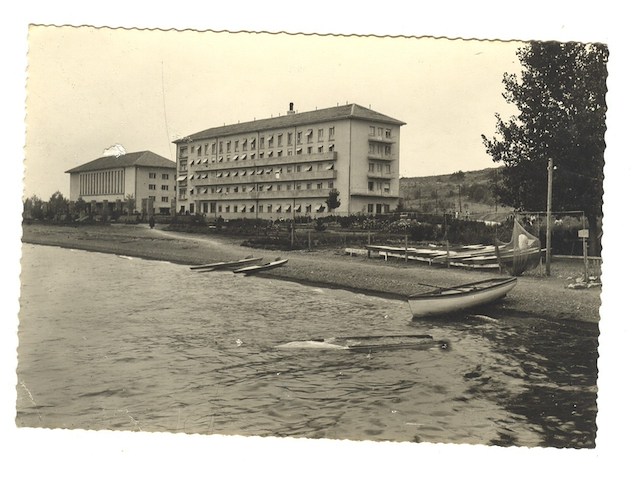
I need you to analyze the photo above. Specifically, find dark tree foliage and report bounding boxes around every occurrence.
[482,42,608,253]
[326,188,341,211]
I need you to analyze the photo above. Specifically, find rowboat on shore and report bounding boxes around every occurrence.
[408,276,517,318]
[190,256,263,271]
[233,258,288,275]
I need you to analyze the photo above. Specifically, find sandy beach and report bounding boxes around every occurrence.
[21,223,601,323]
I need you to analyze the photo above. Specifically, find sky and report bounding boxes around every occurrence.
[24,27,523,200]
[4,2,639,478]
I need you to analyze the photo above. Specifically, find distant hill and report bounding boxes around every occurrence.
[399,167,513,222]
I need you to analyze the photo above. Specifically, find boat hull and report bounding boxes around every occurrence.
[408,277,517,318]
[191,257,263,271]
[233,259,288,275]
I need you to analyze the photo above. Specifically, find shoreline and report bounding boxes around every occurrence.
[21,223,601,324]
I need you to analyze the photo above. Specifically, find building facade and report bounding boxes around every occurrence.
[174,103,405,219]
[66,150,176,215]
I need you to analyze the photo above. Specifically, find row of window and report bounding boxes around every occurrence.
[367,203,392,214]
[148,184,172,190]
[198,203,327,214]
[180,145,335,170]
[368,180,391,193]
[368,143,393,156]
[184,162,335,181]
[369,126,393,138]
[184,180,335,196]
[79,170,124,196]
[368,162,392,174]
[147,196,171,203]
[148,172,172,180]
[180,127,337,158]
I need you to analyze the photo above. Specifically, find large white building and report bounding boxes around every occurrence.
[66,150,176,215]
[174,103,405,219]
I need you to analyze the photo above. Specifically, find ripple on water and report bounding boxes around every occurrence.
[16,244,599,447]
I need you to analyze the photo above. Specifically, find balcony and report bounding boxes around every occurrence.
[367,171,393,180]
[351,188,397,197]
[368,135,396,144]
[193,150,337,171]
[367,153,395,161]
[190,168,337,186]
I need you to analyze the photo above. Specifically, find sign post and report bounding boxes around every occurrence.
[579,225,589,281]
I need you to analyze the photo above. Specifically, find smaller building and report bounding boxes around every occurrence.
[66,150,176,216]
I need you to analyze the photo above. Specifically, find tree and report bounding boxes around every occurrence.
[47,191,69,221]
[23,195,44,221]
[326,189,341,212]
[482,41,608,254]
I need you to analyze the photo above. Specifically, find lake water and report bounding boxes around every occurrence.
[16,244,598,447]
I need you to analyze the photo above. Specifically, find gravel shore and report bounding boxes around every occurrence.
[21,223,601,323]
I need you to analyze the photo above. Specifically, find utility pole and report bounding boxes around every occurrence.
[545,158,554,276]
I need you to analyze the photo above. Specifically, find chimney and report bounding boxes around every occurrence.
[287,102,295,115]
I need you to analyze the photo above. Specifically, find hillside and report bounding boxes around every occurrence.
[399,167,512,222]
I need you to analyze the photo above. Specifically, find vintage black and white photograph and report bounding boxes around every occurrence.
[4,3,635,477]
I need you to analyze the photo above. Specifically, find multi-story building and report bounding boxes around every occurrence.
[66,150,176,215]
[174,103,405,219]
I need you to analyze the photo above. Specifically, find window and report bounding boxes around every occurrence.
[268,136,274,148]
[149,184,156,190]
[297,131,302,144]
[369,163,375,172]
[384,182,390,193]
[377,163,383,172]
[307,146,313,154]
[267,205,272,213]
[161,185,169,191]
[306,129,313,143]
[296,165,302,172]
[368,181,374,191]
[317,183,322,189]
[328,144,334,152]
[318,129,324,141]
[162,173,169,180]
[204,144,209,155]
[225,205,230,212]
[318,145,323,153]
[277,184,282,191]
[286,184,292,190]
[385,164,391,173]
[328,181,334,188]
[369,126,376,136]
[277,134,283,147]
[287,132,293,146]
[161,196,169,203]
[251,138,256,150]
[369,144,376,154]
[259,136,265,148]
[191,146,195,153]
[385,145,392,156]
[306,183,312,190]
[226,141,231,152]
[328,127,335,140]
[233,205,238,212]
[149,172,156,179]
[385,128,392,138]
[149,196,156,201]
[368,204,374,213]
[197,146,202,156]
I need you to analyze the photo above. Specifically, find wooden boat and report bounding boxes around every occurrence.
[407,277,517,318]
[190,256,263,271]
[275,334,447,352]
[233,258,288,275]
